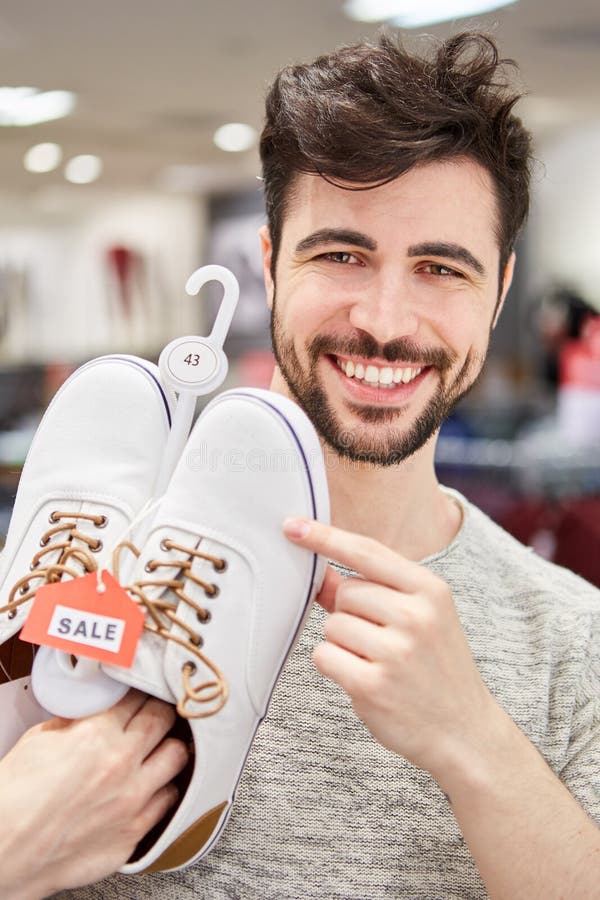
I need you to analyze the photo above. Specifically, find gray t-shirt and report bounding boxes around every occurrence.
[59,490,600,900]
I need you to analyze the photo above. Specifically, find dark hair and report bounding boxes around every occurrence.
[260,32,534,279]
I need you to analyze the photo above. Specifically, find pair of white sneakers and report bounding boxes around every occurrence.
[0,354,329,874]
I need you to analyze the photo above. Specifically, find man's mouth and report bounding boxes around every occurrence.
[330,354,426,390]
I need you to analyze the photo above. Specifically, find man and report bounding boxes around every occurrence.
[61,31,600,899]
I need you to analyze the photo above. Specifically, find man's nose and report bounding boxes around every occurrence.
[348,276,419,345]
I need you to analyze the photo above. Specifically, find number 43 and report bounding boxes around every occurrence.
[184,353,200,366]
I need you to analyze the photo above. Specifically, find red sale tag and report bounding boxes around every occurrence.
[20,571,145,669]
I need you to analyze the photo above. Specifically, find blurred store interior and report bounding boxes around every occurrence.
[0,0,599,583]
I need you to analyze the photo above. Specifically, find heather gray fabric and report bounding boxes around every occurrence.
[58,490,600,900]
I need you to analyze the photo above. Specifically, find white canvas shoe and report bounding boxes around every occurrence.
[103,387,330,873]
[0,354,173,739]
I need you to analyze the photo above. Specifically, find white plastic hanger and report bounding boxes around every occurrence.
[31,265,240,718]
[155,264,239,495]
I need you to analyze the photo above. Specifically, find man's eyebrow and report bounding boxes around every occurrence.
[407,242,486,277]
[295,229,378,255]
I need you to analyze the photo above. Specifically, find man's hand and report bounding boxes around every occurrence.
[0,690,188,900]
[284,516,500,781]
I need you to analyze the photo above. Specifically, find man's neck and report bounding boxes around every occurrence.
[270,372,462,560]
[324,439,461,561]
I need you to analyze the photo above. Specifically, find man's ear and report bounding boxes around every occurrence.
[492,252,516,330]
[259,224,275,311]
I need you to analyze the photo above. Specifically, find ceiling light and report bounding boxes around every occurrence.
[64,154,102,184]
[213,122,257,153]
[343,0,519,27]
[0,87,75,126]
[24,142,63,173]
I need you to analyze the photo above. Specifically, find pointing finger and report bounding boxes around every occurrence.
[284,517,424,593]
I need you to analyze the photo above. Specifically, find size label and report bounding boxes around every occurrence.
[167,340,218,384]
[20,571,144,668]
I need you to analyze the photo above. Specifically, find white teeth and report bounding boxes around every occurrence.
[335,357,423,386]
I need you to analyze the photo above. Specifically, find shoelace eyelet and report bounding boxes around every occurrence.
[19,583,30,595]
[184,660,197,675]
[7,609,16,620]
[144,561,156,573]
[213,558,227,573]
[91,540,103,553]
[48,511,59,524]
[95,515,108,529]
[197,610,212,624]
[205,584,219,598]
[190,634,204,648]
[160,538,172,552]
[39,536,49,548]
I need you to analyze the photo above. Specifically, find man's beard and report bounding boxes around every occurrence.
[271,298,486,467]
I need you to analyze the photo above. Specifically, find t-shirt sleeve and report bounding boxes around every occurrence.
[559,611,600,826]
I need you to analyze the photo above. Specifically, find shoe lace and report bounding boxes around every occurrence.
[0,513,228,722]
[113,539,229,721]
[0,511,106,620]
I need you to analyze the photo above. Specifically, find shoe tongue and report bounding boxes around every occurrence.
[104,627,174,703]
[39,509,101,577]
[102,527,199,705]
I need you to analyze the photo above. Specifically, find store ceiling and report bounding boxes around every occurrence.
[1,0,599,200]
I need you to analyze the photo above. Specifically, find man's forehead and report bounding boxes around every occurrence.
[281,159,500,244]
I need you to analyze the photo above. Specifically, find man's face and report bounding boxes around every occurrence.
[261,158,514,466]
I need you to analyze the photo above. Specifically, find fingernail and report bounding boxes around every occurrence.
[283,517,311,539]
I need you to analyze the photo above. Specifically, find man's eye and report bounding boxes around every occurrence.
[421,263,463,278]
[317,251,360,265]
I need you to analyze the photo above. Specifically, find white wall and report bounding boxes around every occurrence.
[528,123,600,312]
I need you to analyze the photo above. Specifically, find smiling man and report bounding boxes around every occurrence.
[255,32,600,900]
[257,31,599,899]
[69,31,600,900]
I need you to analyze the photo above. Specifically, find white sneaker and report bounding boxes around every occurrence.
[104,387,330,873]
[0,354,173,736]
